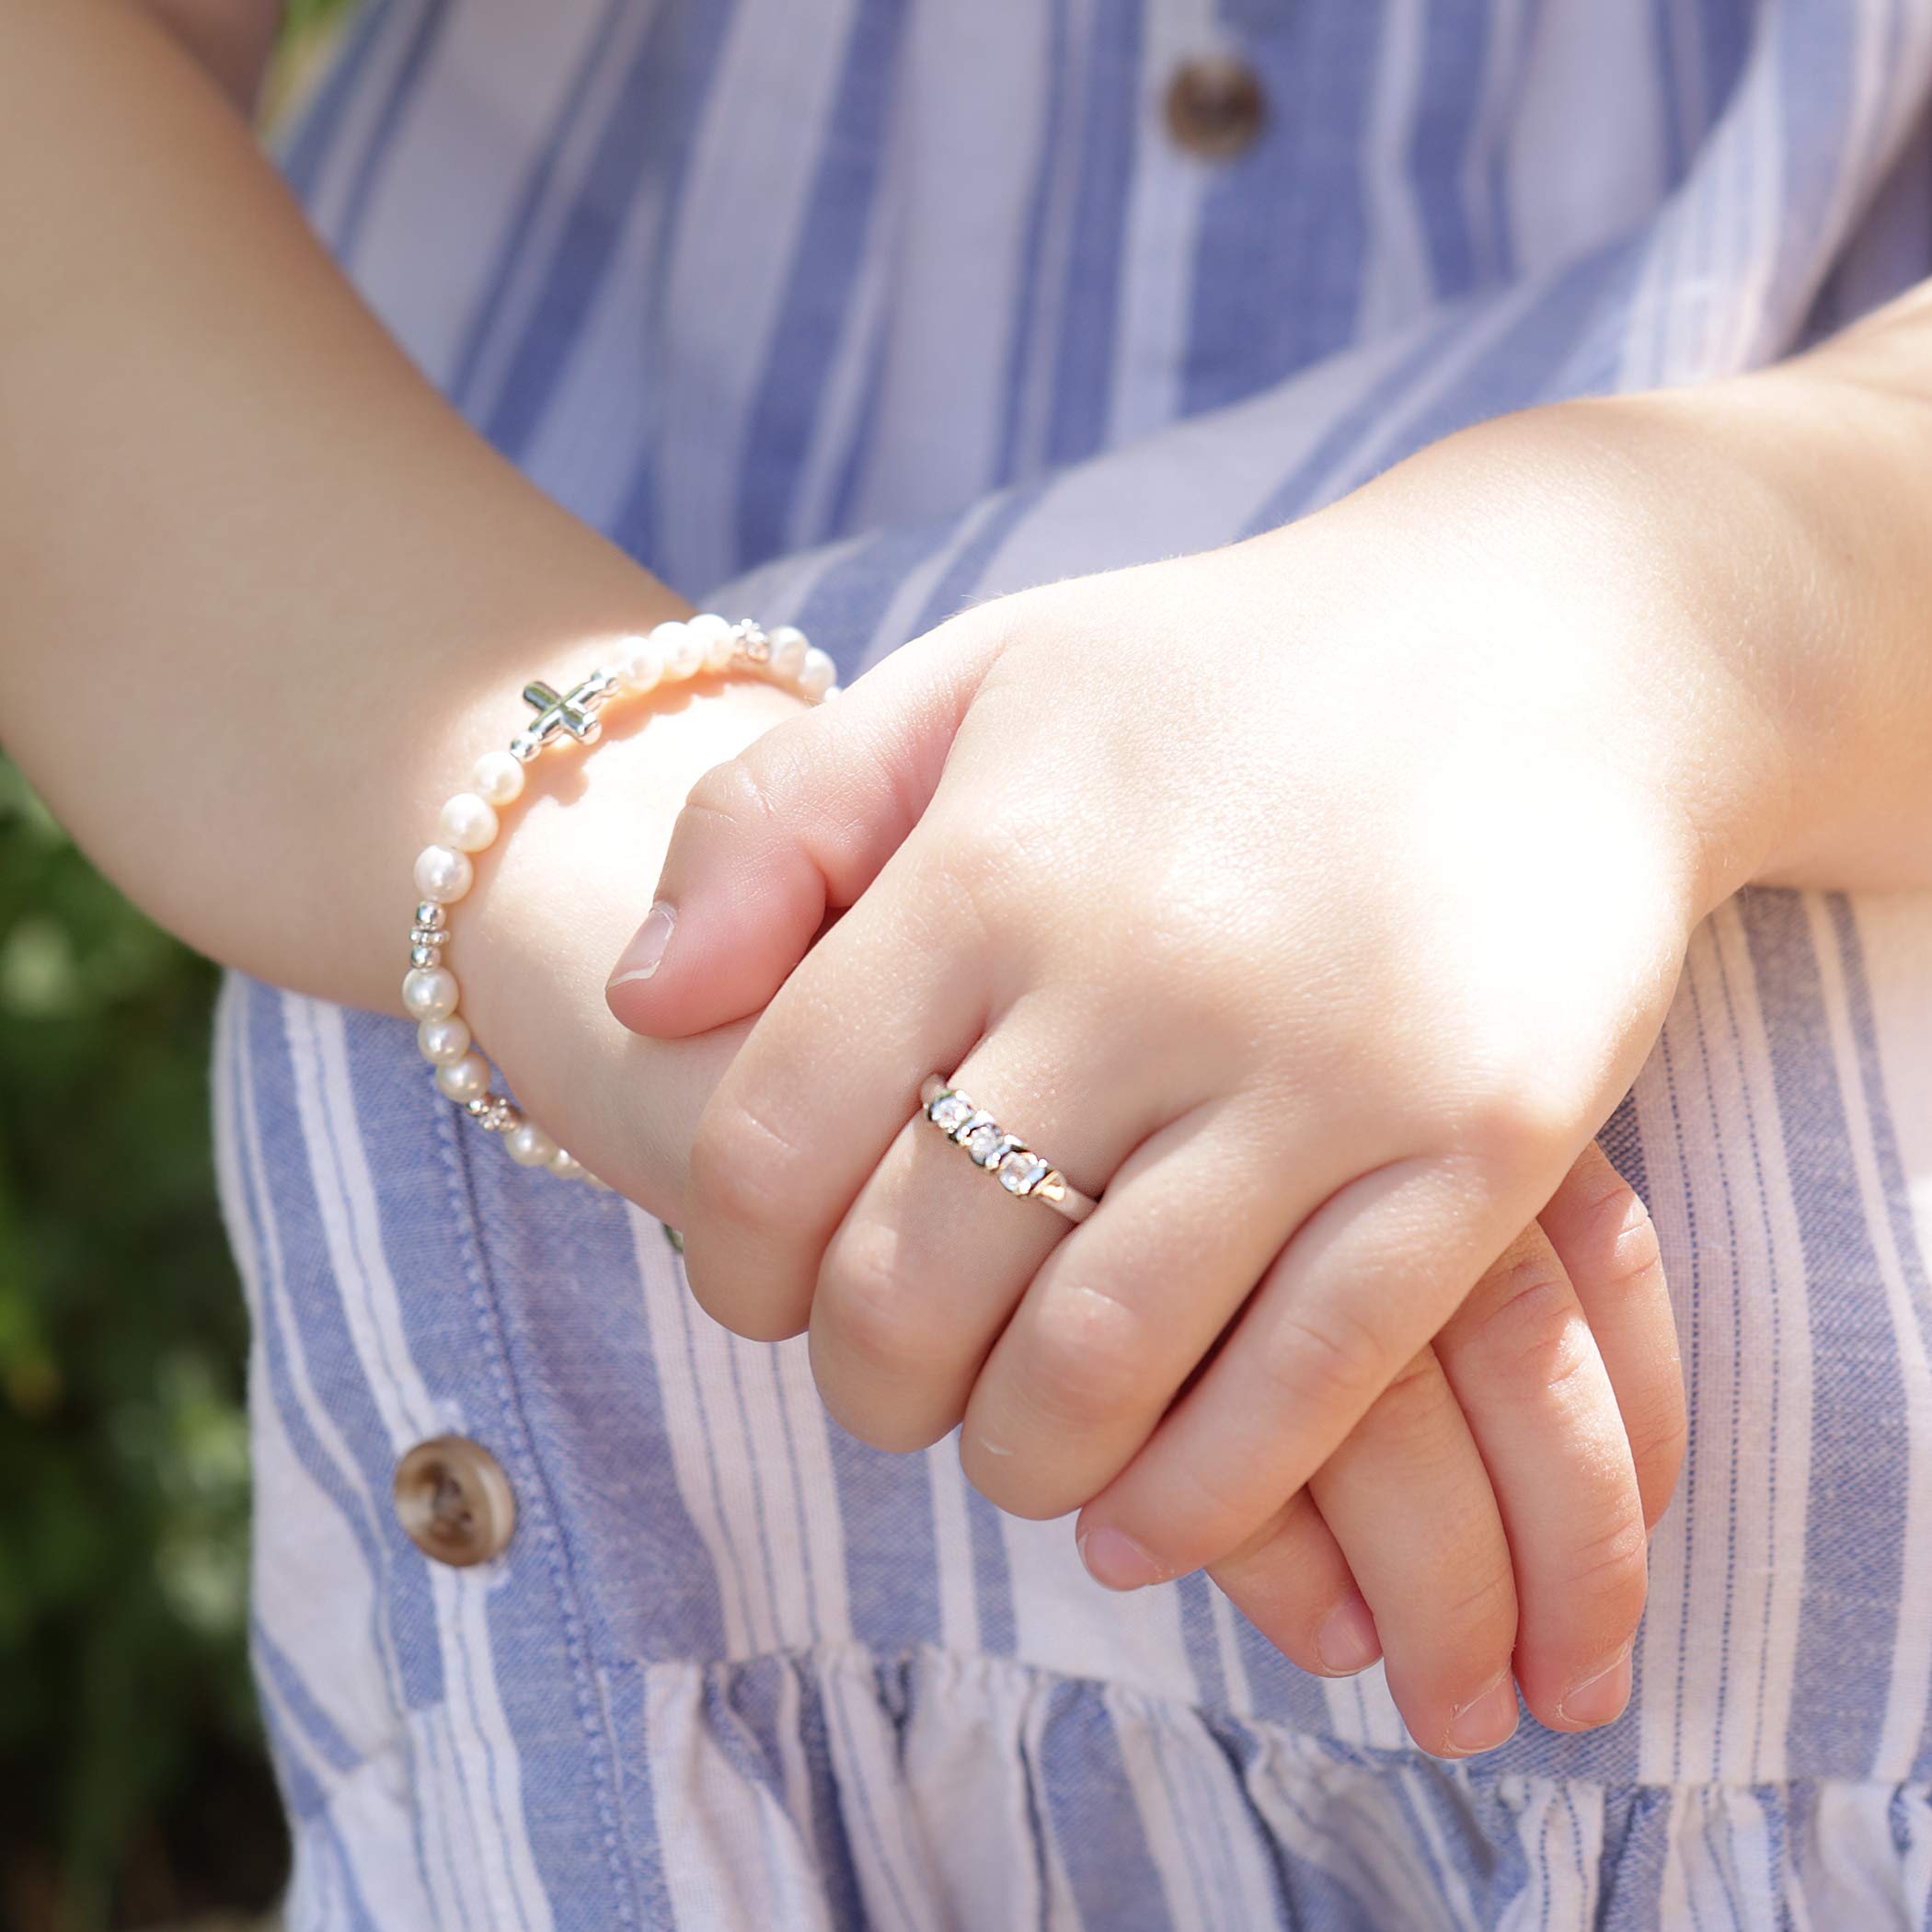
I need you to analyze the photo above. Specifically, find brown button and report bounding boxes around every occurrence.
[1166,54,1267,160]
[394,1435,515,1567]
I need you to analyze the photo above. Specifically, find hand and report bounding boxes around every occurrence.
[607,400,1793,1743]
[1205,1139,1684,1752]
[408,629,1689,1759]
[441,618,1685,1762]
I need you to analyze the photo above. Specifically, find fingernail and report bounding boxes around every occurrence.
[608,902,675,988]
[1077,1526,1168,1592]
[1558,1645,1633,1729]
[1444,1672,1520,1756]
[1315,1593,1381,1675]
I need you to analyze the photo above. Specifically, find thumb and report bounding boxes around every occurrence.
[605,621,996,1038]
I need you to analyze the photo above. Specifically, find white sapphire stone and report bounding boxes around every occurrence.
[927,1092,973,1134]
[998,1151,1051,1195]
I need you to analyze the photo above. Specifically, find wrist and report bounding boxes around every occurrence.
[432,652,812,1204]
[1579,365,1932,898]
[209,572,696,1012]
[1357,396,1801,926]
[1478,389,1846,916]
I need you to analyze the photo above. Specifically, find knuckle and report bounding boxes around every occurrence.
[1432,1556,1519,1647]
[1570,1163,1666,1294]
[1626,1394,1690,1523]
[1478,1260,1595,1393]
[687,1097,815,1239]
[682,750,781,838]
[1361,1349,1454,1455]
[1441,1086,1567,1179]
[927,812,1018,903]
[1558,1507,1651,1624]
[1124,1459,1267,1576]
[897,831,1008,963]
[1017,1282,1155,1428]
[1565,1146,1640,1222]
[818,1223,926,1378]
[1600,1190,1666,1294]
[1215,1487,1326,1573]
[1254,1299,1391,1420]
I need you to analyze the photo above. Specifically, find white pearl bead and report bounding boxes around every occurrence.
[414,844,474,903]
[798,647,837,701]
[687,611,735,672]
[767,626,809,680]
[506,1121,559,1167]
[615,634,663,696]
[402,966,459,1022]
[470,750,525,807]
[438,792,499,853]
[653,619,704,681]
[435,1051,491,1103]
[417,1016,471,1065]
[547,1148,584,1180]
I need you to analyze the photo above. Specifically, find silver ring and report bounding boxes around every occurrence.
[917,1075,1098,1225]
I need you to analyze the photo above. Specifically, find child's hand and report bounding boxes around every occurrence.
[601,401,1800,1748]
[1200,1137,1683,1753]
[390,630,1682,1761]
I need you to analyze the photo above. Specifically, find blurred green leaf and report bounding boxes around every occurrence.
[0,754,286,1927]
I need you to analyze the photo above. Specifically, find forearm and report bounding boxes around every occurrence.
[127,0,282,110]
[0,0,728,1011]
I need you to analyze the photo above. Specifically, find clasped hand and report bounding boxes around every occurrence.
[499,403,1801,1757]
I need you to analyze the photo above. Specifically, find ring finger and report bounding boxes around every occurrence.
[810,997,1191,1451]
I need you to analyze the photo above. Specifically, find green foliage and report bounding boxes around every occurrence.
[0,760,286,1930]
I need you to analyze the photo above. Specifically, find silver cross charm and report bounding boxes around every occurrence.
[510,670,615,761]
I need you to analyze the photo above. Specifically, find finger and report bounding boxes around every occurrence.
[1205,1491,1383,1681]
[604,621,1001,1040]
[1075,1145,1545,1584]
[677,843,987,1340]
[1306,1348,1522,1757]
[808,994,1164,1453]
[959,1103,1366,1520]
[1536,1141,1686,1529]
[1432,1217,1648,1734]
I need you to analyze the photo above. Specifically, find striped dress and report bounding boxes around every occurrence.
[220,2,1932,1925]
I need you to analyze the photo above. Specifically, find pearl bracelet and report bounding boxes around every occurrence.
[401,613,836,1186]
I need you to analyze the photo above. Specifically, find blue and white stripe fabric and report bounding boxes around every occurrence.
[219,2,1932,1924]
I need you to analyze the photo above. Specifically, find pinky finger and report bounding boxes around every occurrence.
[1204,1490,1383,1679]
